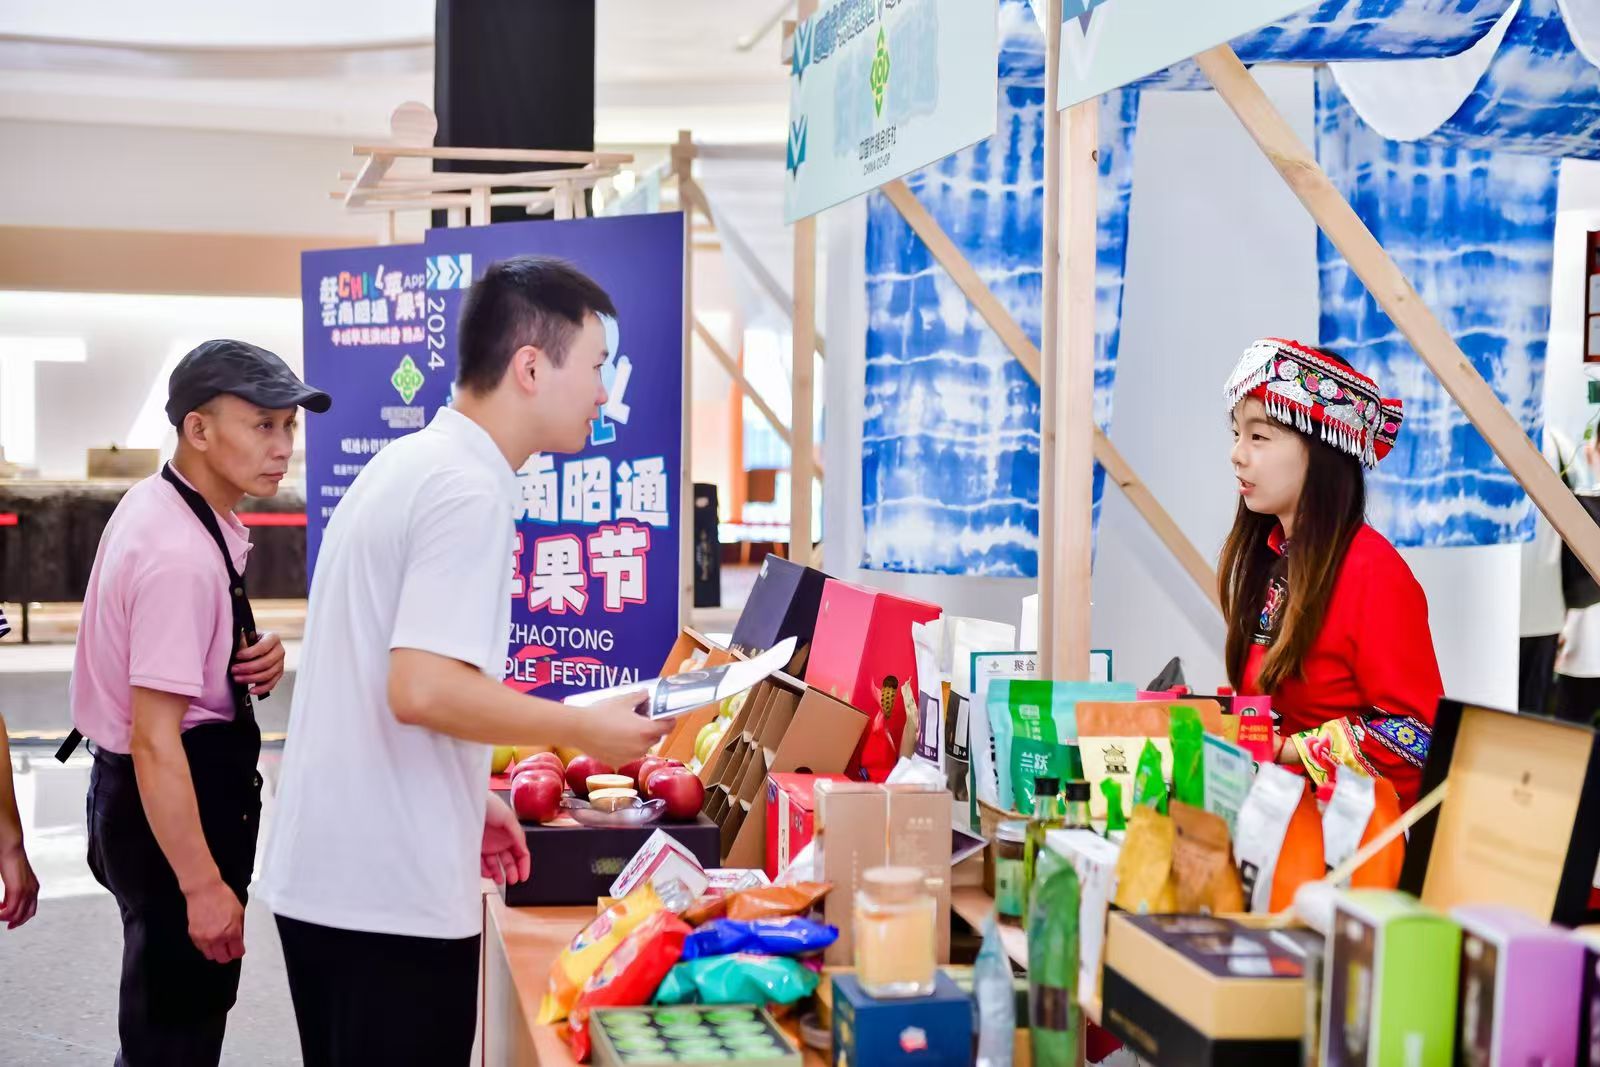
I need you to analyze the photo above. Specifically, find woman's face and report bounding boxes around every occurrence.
[1230,396,1309,522]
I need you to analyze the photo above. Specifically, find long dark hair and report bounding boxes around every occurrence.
[1220,351,1368,693]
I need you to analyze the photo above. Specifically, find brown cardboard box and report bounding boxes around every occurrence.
[814,782,957,966]
[698,676,867,869]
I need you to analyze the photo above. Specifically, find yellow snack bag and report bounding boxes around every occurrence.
[537,882,673,1025]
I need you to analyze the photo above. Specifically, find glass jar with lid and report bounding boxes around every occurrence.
[853,866,937,998]
[993,820,1028,920]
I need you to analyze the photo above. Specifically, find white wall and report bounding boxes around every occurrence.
[823,68,1534,705]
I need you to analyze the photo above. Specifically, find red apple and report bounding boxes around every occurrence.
[634,756,668,793]
[511,753,565,781]
[618,757,649,785]
[649,769,706,821]
[643,761,687,798]
[564,755,614,797]
[511,771,563,823]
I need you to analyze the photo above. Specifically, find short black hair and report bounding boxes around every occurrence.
[455,256,617,394]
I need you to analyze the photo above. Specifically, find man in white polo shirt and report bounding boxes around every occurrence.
[258,257,668,1066]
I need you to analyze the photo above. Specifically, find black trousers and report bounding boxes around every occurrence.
[86,733,262,1067]
[275,914,481,1067]
[1555,674,1600,726]
[1519,633,1560,715]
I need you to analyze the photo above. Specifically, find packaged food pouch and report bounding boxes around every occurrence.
[1113,805,1178,914]
[974,912,1016,1067]
[911,619,948,773]
[1131,739,1168,815]
[1170,801,1245,914]
[1168,706,1205,808]
[1100,779,1127,833]
[680,917,839,961]
[1269,782,1324,913]
[945,618,1016,801]
[538,879,690,1024]
[722,881,832,922]
[653,953,820,1006]
[989,680,1134,815]
[1324,773,1405,890]
[567,911,691,1062]
[1233,763,1304,913]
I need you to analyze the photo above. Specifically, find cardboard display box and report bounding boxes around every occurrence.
[697,674,866,869]
[1322,890,1461,1067]
[1102,912,1320,1067]
[1452,905,1584,1067]
[502,815,720,907]
[813,782,976,966]
[1401,699,1600,926]
[728,554,829,678]
[805,579,941,776]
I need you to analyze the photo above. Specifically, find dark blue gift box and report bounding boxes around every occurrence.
[831,971,972,1067]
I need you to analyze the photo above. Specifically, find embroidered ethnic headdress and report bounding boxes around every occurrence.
[1225,338,1403,469]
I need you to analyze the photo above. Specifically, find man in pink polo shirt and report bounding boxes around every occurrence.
[67,339,329,1066]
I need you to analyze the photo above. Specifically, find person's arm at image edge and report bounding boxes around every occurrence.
[0,711,39,929]
[129,687,246,963]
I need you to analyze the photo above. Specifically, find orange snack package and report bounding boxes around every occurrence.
[1348,778,1405,889]
[723,882,832,923]
[537,880,686,1025]
[1268,781,1324,913]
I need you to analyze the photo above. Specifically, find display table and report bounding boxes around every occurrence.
[482,894,829,1066]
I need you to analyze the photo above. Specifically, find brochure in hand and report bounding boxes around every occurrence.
[565,637,799,721]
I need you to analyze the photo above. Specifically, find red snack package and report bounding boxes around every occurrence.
[567,911,692,1062]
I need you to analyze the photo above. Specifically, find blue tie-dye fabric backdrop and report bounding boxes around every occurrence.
[1315,68,1560,546]
[860,0,1137,576]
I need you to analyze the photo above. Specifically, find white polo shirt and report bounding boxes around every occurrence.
[258,407,516,939]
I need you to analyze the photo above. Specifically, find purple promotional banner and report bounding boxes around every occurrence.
[304,215,687,702]
[301,243,446,571]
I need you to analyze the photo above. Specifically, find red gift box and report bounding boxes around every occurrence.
[805,580,942,780]
[765,772,851,880]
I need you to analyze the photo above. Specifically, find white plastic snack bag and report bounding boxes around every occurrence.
[945,618,1016,800]
[1233,763,1304,913]
[911,618,948,773]
[1321,770,1377,872]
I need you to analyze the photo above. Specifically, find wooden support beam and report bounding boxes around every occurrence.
[1038,0,1064,675]
[692,317,826,478]
[351,145,633,165]
[468,186,492,226]
[1196,43,1600,588]
[1050,98,1099,680]
[880,178,1224,615]
[679,176,828,362]
[792,0,819,568]
[675,129,696,629]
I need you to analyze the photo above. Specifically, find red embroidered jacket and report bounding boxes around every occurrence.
[1242,524,1443,808]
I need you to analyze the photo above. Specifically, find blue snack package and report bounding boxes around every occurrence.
[680,918,840,962]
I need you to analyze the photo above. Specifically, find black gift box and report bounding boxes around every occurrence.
[1400,698,1600,926]
[728,555,829,678]
[499,811,722,907]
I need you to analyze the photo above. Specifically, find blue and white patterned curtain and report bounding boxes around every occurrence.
[860,0,1138,576]
[1315,70,1560,546]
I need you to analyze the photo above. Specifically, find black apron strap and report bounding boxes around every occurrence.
[57,464,261,764]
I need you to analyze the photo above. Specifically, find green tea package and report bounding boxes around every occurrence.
[986,680,1134,815]
[1100,779,1127,833]
[1168,705,1205,808]
[1132,739,1168,815]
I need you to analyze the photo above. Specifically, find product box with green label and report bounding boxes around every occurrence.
[1322,890,1461,1067]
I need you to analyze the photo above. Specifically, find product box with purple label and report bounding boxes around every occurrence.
[1452,905,1583,1067]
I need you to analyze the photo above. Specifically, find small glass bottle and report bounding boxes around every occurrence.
[1021,776,1064,929]
[993,820,1029,920]
[854,866,938,998]
[1063,779,1092,830]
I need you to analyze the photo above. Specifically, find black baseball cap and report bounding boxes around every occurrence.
[165,339,332,427]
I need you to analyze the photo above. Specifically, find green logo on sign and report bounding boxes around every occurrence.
[391,354,424,404]
[870,25,890,118]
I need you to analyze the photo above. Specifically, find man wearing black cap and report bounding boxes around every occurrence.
[66,339,330,1066]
